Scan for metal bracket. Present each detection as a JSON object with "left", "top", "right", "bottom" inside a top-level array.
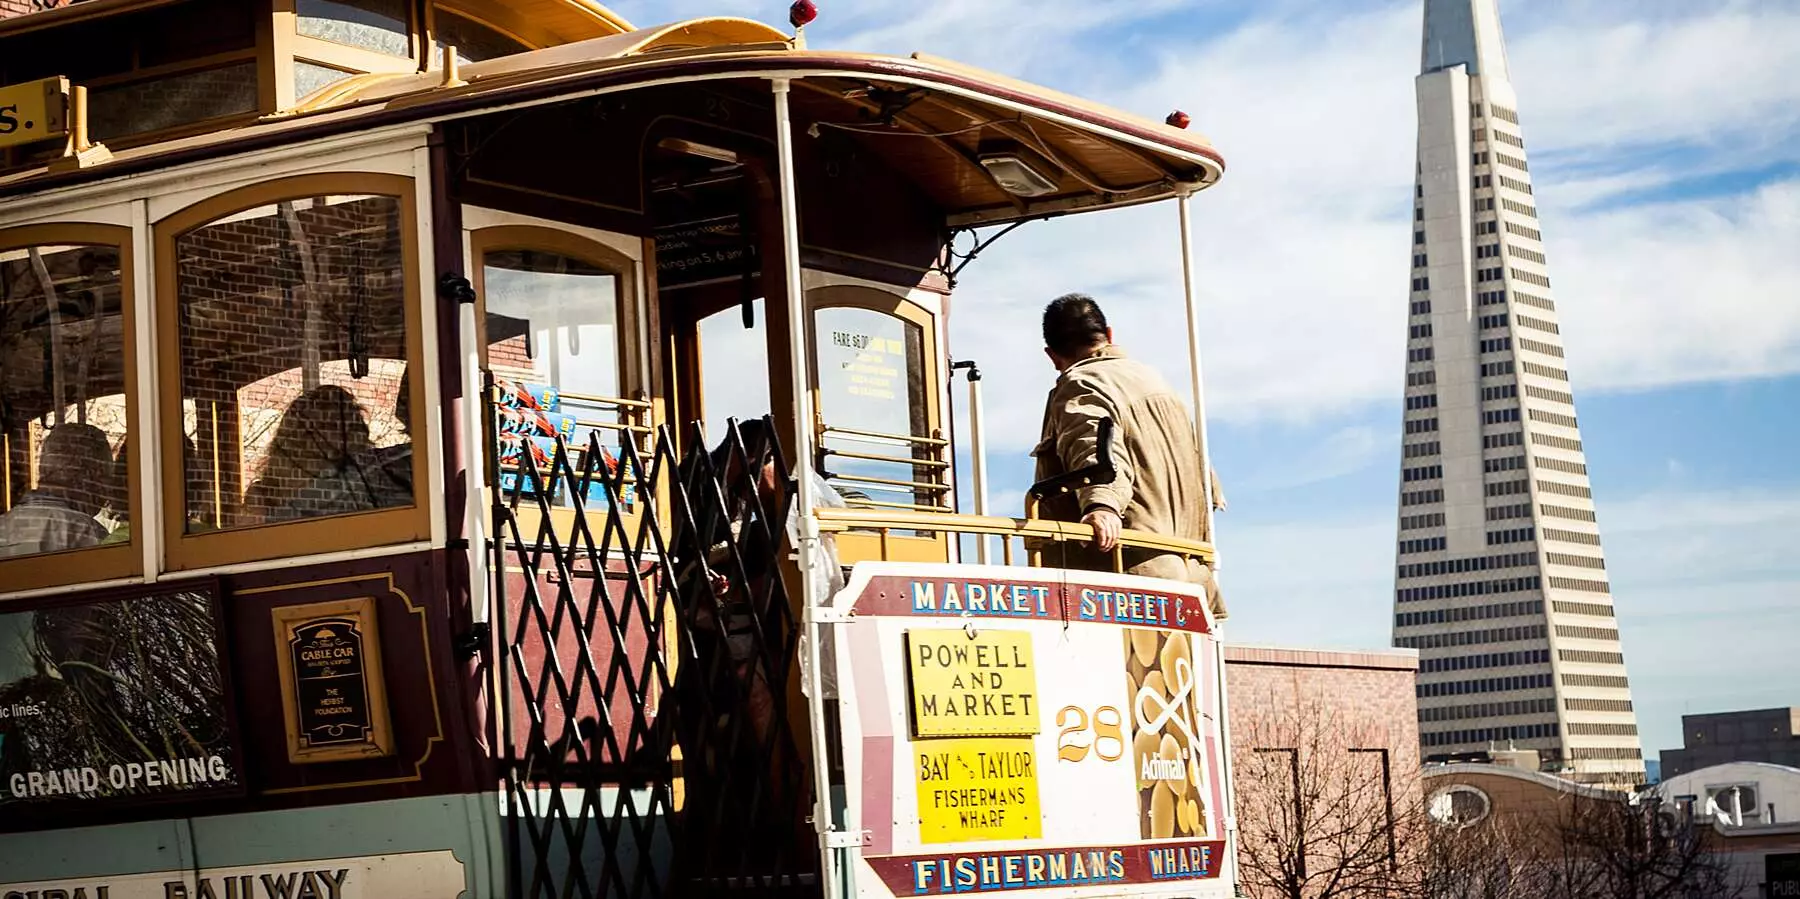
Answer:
[
  {"left": 823, "top": 829, "right": 873, "bottom": 849},
  {"left": 453, "top": 621, "right": 490, "bottom": 659},
  {"left": 438, "top": 272, "right": 476, "bottom": 304},
  {"left": 941, "top": 220, "right": 1029, "bottom": 290},
  {"left": 807, "top": 605, "right": 855, "bottom": 625}
]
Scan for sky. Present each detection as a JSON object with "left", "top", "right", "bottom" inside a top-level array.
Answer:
[{"left": 605, "top": 0, "right": 1800, "bottom": 760}]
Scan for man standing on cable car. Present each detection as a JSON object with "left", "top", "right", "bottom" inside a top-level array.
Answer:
[{"left": 1032, "top": 293, "right": 1225, "bottom": 609}]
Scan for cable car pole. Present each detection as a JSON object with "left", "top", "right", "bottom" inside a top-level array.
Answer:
[
  {"left": 1178, "top": 186, "right": 1239, "bottom": 893},
  {"left": 771, "top": 75, "right": 849, "bottom": 899},
  {"left": 951, "top": 360, "right": 991, "bottom": 562}
]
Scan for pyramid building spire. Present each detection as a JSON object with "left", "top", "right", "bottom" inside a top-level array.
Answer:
[{"left": 1393, "top": 0, "right": 1645, "bottom": 786}]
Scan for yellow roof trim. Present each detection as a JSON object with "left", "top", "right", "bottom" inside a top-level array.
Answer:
[
  {"left": 318, "top": 17, "right": 793, "bottom": 112},
  {"left": 289, "top": 72, "right": 414, "bottom": 116}
]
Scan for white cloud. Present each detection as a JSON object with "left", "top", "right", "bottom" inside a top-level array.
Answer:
[
  {"left": 1506, "top": 2, "right": 1800, "bottom": 165},
  {"left": 606, "top": 1, "right": 1800, "bottom": 440},
  {"left": 1552, "top": 179, "right": 1800, "bottom": 393},
  {"left": 939, "top": 0, "right": 1800, "bottom": 443}
]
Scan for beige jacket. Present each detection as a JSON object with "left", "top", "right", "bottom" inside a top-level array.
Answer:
[{"left": 1031, "top": 346, "right": 1224, "bottom": 610}]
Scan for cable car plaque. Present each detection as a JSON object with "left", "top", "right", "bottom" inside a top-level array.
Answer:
[{"left": 272, "top": 599, "right": 395, "bottom": 764}]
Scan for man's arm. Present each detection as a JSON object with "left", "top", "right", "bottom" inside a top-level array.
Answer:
[{"left": 1052, "top": 381, "right": 1134, "bottom": 548}]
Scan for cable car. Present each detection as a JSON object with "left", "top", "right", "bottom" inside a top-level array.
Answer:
[{"left": 0, "top": 2, "right": 1233, "bottom": 897}]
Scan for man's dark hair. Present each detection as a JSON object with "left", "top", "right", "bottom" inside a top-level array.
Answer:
[{"left": 1042, "top": 293, "right": 1109, "bottom": 357}]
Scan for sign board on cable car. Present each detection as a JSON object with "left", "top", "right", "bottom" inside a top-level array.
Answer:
[
  {"left": 829, "top": 562, "right": 1232, "bottom": 898},
  {"left": 0, "top": 77, "right": 69, "bottom": 152}
]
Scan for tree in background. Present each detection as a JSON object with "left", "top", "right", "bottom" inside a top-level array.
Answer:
[
  {"left": 1234, "top": 696, "right": 1426, "bottom": 898},
  {"left": 1417, "top": 773, "right": 1745, "bottom": 899}
]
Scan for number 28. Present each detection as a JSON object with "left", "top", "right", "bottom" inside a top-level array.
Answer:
[{"left": 1056, "top": 705, "right": 1125, "bottom": 762}]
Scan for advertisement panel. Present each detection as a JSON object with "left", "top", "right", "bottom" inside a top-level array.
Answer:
[
  {"left": 0, "top": 584, "right": 240, "bottom": 811},
  {"left": 831, "top": 562, "right": 1233, "bottom": 898}
]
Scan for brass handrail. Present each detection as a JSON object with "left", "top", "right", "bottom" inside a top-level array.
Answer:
[
  {"left": 821, "top": 424, "right": 950, "bottom": 447},
  {"left": 840, "top": 498, "right": 955, "bottom": 514},
  {"left": 558, "top": 390, "right": 654, "bottom": 410},
  {"left": 822, "top": 448, "right": 950, "bottom": 469},
  {"left": 825, "top": 472, "right": 952, "bottom": 493},
  {"left": 813, "top": 506, "right": 1216, "bottom": 564}
]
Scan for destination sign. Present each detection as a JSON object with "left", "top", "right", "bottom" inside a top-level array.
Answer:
[
  {"left": 907, "top": 629, "right": 1038, "bottom": 738},
  {"left": 0, "top": 77, "right": 69, "bottom": 152},
  {"left": 831, "top": 562, "right": 1232, "bottom": 899},
  {"left": 914, "top": 737, "right": 1041, "bottom": 844}
]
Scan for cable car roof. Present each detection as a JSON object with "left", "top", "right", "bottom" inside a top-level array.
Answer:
[{"left": 0, "top": 15, "right": 1225, "bottom": 225}]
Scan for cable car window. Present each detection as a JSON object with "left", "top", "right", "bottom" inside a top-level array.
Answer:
[
  {"left": 479, "top": 237, "right": 629, "bottom": 511},
  {"left": 298, "top": 0, "right": 413, "bottom": 58},
  {"left": 87, "top": 62, "right": 260, "bottom": 144},
  {"left": 294, "top": 61, "right": 357, "bottom": 103},
  {"left": 696, "top": 297, "right": 770, "bottom": 444},
  {"left": 433, "top": 10, "right": 529, "bottom": 64},
  {"left": 0, "top": 241, "right": 132, "bottom": 561},
  {"left": 812, "top": 303, "right": 931, "bottom": 512},
  {"left": 171, "top": 192, "right": 414, "bottom": 534}
]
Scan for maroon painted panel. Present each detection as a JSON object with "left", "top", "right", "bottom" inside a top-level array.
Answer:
[
  {"left": 498, "top": 562, "right": 667, "bottom": 770},
  {"left": 219, "top": 549, "right": 480, "bottom": 803}
]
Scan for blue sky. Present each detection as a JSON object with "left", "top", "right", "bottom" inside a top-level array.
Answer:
[{"left": 606, "top": 0, "right": 1800, "bottom": 758}]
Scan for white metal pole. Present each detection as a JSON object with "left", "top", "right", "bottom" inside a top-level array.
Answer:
[
  {"left": 967, "top": 365, "right": 991, "bottom": 563},
  {"left": 1178, "top": 188, "right": 1238, "bottom": 891},
  {"left": 771, "top": 76, "right": 845, "bottom": 896}
]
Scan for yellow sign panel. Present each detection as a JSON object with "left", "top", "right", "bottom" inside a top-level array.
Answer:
[
  {"left": 907, "top": 628, "right": 1039, "bottom": 737},
  {"left": 0, "top": 77, "right": 69, "bottom": 151},
  {"left": 915, "top": 737, "right": 1042, "bottom": 843}
]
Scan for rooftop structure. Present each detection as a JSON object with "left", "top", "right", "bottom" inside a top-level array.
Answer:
[{"left": 1663, "top": 708, "right": 1800, "bottom": 779}]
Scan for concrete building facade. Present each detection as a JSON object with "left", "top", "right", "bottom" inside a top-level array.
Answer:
[
  {"left": 1663, "top": 708, "right": 1800, "bottom": 779},
  {"left": 1391, "top": 0, "right": 1644, "bottom": 785}
]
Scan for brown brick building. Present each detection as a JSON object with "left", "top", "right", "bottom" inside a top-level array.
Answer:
[
  {"left": 0, "top": 1, "right": 68, "bottom": 20},
  {"left": 1224, "top": 644, "right": 1423, "bottom": 897}
]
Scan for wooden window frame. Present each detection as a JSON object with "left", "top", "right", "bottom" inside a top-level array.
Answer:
[
  {"left": 806, "top": 283, "right": 947, "bottom": 564},
  {"left": 470, "top": 224, "right": 646, "bottom": 538},
  {"left": 0, "top": 224, "right": 142, "bottom": 594},
  {"left": 269, "top": 0, "right": 425, "bottom": 111},
  {"left": 155, "top": 173, "right": 429, "bottom": 572}
]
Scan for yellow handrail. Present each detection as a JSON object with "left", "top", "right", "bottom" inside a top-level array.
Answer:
[
  {"left": 813, "top": 506, "right": 1216, "bottom": 564},
  {"left": 823, "top": 448, "right": 950, "bottom": 469},
  {"left": 558, "top": 390, "right": 654, "bottom": 410},
  {"left": 826, "top": 471, "right": 952, "bottom": 493},
  {"left": 821, "top": 424, "right": 950, "bottom": 447}
]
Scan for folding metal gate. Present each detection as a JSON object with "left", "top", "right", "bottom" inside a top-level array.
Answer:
[{"left": 489, "top": 392, "right": 819, "bottom": 899}]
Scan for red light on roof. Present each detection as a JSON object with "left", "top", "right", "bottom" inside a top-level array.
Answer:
[
  {"left": 1166, "top": 110, "right": 1191, "bottom": 129},
  {"left": 790, "top": 0, "right": 819, "bottom": 28}
]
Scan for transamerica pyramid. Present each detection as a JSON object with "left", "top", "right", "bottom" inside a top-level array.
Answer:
[{"left": 1392, "top": 0, "right": 1646, "bottom": 786}]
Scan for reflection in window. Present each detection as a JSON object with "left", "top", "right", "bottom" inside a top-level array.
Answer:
[
  {"left": 1427, "top": 785, "right": 1491, "bottom": 829},
  {"left": 434, "top": 10, "right": 529, "bottom": 64},
  {"left": 483, "top": 248, "right": 623, "bottom": 509},
  {"left": 87, "top": 62, "right": 259, "bottom": 143},
  {"left": 294, "top": 61, "right": 357, "bottom": 102},
  {"left": 696, "top": 298, "right": 769, "bottom": 445},
  {"left": 174, "top": 194, "right": 413, "bottom": 530},
  {"left": 813, "top": 306, "right": 930, "bottom": 511},
  {"left": 0, "top": 243, "right": 131, "bottom": 558},
  {"left": 298, "top": 0, "right": 412, "bottom": 57}
]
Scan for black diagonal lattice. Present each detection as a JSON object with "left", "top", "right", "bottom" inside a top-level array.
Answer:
[{"left": 489, "top": 383, "right": 819, "bottom": 899}]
